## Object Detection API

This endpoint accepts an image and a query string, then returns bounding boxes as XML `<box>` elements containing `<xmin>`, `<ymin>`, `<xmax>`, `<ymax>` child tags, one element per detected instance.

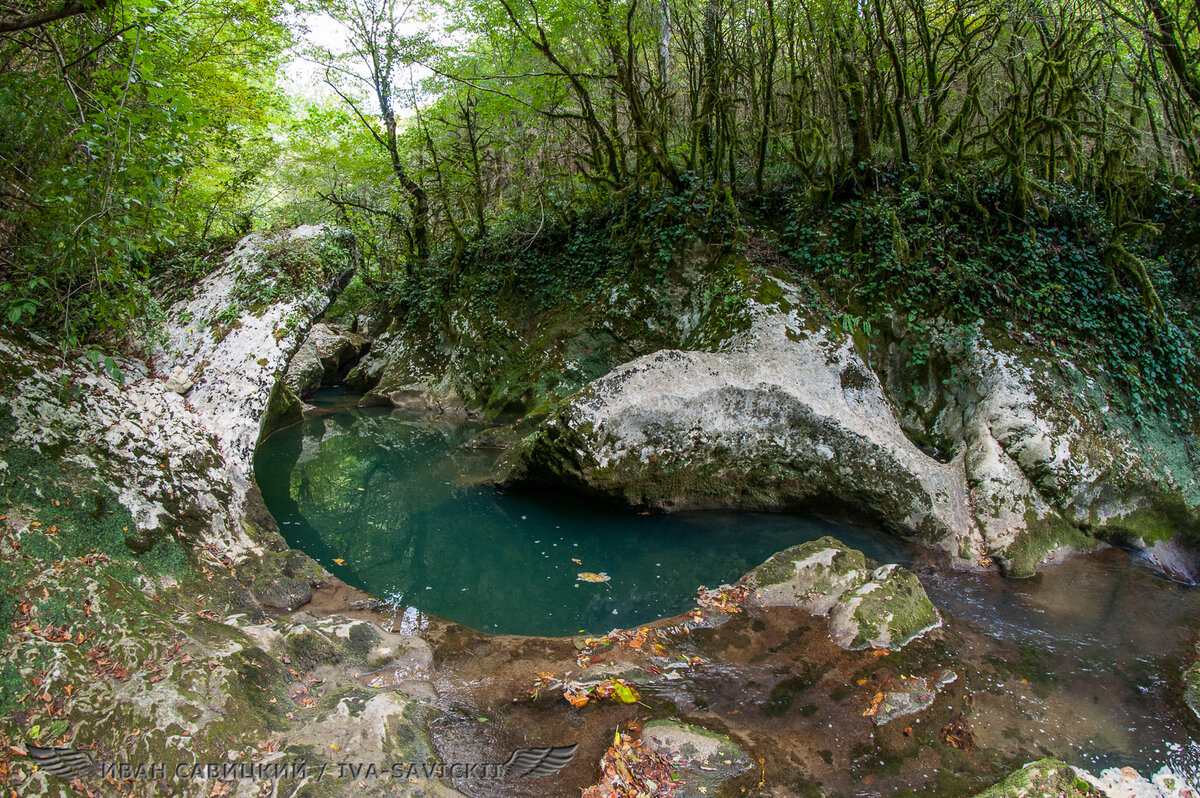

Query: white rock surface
<box><xmin>1075</xmin><ymin>764</ymin><xmax>1198</xmax><ymax>798</ymax></box>
<box><xmin>154</xmin><ymin>226</ymin><xmax>335</xmax><ymax>487</ymax></box>
<box><xmin>508</xmin><ymin>275</ymin><xmax>1198</xmax><ymax>574</ymax></box>
<box><xmin>0</xmin><ymin>227</ymin><xmax>343</xmax><ymax>562</ymax></box>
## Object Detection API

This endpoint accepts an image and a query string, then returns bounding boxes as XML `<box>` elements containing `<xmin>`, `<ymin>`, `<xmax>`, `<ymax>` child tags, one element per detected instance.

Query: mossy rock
<box><xmin>1184</xmin><ymin>660</ymin><xmax>1200</xmax><ymax>722</ymax></box>
<box><xmin>971</xmin><ymin>759</ymin><xmax>1100</xmax><ymax>797</ymax></box>
<box><xmin>741</xmin><ymin>536</ymin><xmax>871</xmax><ymax>613</ymax></box>
<box><xmin>741</xmin><ymin>537</ymin><xmax>940</xmax><ymax>651</ymax></box>
<box><xmin>827</xmin><ymin>564</ymin><xmax>942</xmax><ymax>650</ymax></box>
<box><xmin>999</xmin><ymin>512</ymin><xmax>1097</xmax><ymax>578</ymax></box>
<box><xmin>286</xmin><ymin>630</ymin><xmax>341</xmax><ymax>670</ymax></box>
<box><xmin>344</xmin><ymin>621</ymin><xmax>380</xmax><ymax>664</ymax></box>
<box><xmin>640</xmin><ymin>720</ymin><xmax>752</xmax><ymax>797</ymax></box>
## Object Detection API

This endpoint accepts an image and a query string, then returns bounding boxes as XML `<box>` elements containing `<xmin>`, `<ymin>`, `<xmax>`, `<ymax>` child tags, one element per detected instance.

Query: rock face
<box><xmin>0</xmin><ymin>228</ymin><xmax>349</xmax><ymax>566</ymax></box>
<box><xmin>499</xmin><ymin>275</ymin><xmax>1199</xmax><ymax>578</ymax></box>
<box><xmin>284</xmin><ymin>323</ymin><xmax>369</xmax><ymax>399</ymax></box>
<box><xmin>343</xmin><ymin>242</ymin><xmax>731</xmax><ymax>418</ymax></box>
<box><xmin>497</xmin><ymin>301</ymin><xmax>973</xmax><ymax>542</ymax></box>
<box><xmin>741</xmin><ymin>537</ymin><xmax>942</xmax><ymax>650</ymax></box>
<box><xmin>153</xmin><ymin>228</ymin><xmax>351</xmax><ymax>488</ymax></box>
<box><xmin>0</xmin><ymin>229</ymin><xmax>460</xmax><ymax>798</ymax></box>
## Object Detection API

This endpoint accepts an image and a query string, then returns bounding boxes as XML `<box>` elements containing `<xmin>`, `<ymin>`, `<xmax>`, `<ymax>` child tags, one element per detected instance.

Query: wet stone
<box><xmin>639</xmin><ymin>720</ymin><xmax>752</xmax><ymax>798</ymax></box>
<box><xmin>868</xmin><ymin>669</ymin><xmax>957</xmax><ymax>726</ymax></box>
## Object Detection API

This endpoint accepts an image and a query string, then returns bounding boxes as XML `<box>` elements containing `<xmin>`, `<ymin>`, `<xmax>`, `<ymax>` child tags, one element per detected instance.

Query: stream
<box><xmin>254</xmin><ymin>389</ymin><xmax>1200</xmax><ymax>789</ymax></box>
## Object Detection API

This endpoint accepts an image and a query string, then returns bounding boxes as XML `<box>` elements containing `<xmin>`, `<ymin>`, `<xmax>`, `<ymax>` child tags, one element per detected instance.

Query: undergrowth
<box><xmin>770</xmin><ymin>174</ymin><xmax>1199</xmax><ymax>421</ymax></box>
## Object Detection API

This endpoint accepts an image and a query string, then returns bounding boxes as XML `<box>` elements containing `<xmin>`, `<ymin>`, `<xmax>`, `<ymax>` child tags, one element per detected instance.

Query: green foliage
<box><xmin>0</xmin><ymin>0</ymin><xmax>292</xmax><ymax>348</ymax></box>
<box><xmin>777</xmin><ymin>177</ymin><xmax>1200</xmax><ymax>418</ymax></box>
<box><xmin>323</xmin><ymin>275</ymin><xmax>379</xmax><ymax>327</ymax></box>
<box><xmin>36</xmin><ymin>594</ymin><xmax>84</xmax><ymax>630</ymax></box>
<box><xmin>0</xmin><ymin>663</ymin><xmax>23</xmax><ymax>717</ymax></box>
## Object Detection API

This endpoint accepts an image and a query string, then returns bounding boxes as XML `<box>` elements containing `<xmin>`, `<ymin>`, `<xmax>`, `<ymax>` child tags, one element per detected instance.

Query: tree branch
<box><xmin>0</xmin><ymin>0</ymin><xmax>111</xmax><ymax>34</ymax></box>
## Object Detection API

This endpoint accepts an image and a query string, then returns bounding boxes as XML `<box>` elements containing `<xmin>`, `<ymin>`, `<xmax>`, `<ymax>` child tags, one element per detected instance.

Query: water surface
<box><xmin>254</xmin><ymin>389</ymin><xmax>910</xmax><ymax>636</ymax></box>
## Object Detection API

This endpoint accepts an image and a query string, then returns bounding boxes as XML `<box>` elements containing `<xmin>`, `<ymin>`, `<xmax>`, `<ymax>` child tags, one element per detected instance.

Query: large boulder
<box><xmin>499</xmin><ymin>274</ymin><xmax>1200</xmax><ymax>578</ymax></box>
<box><xmin>496</xmin><ymin>297</ymin><xmax>976</xmax><ymax>557</ymax></box>
<box><xmin>740</xmin><ymin>537</ymin><xmax>942</xmax><ymax>650</ymax></box>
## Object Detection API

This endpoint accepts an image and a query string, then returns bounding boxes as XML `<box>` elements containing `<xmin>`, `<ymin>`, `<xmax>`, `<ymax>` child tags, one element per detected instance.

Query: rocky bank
<box><xmin>0</xmin><ymin>228</ymin><xmax>453</xmax><ymax>798</ymax></box>
<box><xmin>485</xmin><ymin>271</ymin><xmax>1199</xmax><ymax>580</ymax></box>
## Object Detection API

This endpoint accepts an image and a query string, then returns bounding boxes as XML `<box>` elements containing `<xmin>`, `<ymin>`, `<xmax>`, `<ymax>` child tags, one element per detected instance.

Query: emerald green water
<box><xmin>253</xmin><ymin>389</ymin><xmax>912</xmax><ymax>636</ymax></box>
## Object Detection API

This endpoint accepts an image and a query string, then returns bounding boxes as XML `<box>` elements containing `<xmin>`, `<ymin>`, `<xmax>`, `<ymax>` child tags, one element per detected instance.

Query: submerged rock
<box><xmin>865</xmin><ymin>669</ymin><xmax>957</xmax><ymax>725</ymax></box>
<box><xmin>740</xmin><ymin>537</ymin><xmax>941</xmax><ymax>650</ymax></box>
<box><xmin>639</xmin><ymin>720</ymin><xmax>752</xmax><ymax>797</ymax></box>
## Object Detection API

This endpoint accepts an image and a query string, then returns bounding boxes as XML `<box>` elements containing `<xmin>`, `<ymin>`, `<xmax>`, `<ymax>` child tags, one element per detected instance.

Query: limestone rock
<box><xmin>740</xmin><ymin>536</ymin><xmax>871</xmax><ymax>614</ymax></box>
<box><xmin>284</xmin><ymin>322</ymin><xmax>369</xmax><ymax>399</ymax></box>
<box><xmin>866</xmin><ymin>669</ymin><xmax>956</xmax><ymax>725</ymax></box>
<box><xmin>971</xmin><ymin>759</ymin><xmax>1103</xmax><ymax>798</ymax></box>
<box><xmin>1075</xmin><ymin>765</ymin><xmax>1198</xmax><ymax>798</ymax></box>
<box><xmin>972</xmin><ymin>759</ymin><xmax>1196</xmax><ymax>798</ymax></box>
<box><xmin>827</xmin><ymin>563</ymin><xmax>942</xmax><ymax>650</ymax></box>
<box><xmin>163</xmin><ymin>366</ymin><xmax>194</xmax><ymax>394</ymax></box>
<box><xmin>741</xmin><ymin>537</ymin><xmax>941</xmax><ymax>650</ymax></box>
<box><xmin>498</xmin><ymin>295</ymin><xmax>975</xmax><ymax>553</ymax></box>
<box><xmin>499</xmin><ymin>274</ymin><xmax>1199</xmax><ymax>578</ymax></box>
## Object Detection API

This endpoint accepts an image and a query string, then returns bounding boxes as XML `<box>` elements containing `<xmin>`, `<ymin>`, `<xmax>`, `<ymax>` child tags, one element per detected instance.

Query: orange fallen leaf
<box><xmin>576</xmin><ymin>572</ymin><xmax>611</xmax><ymax>583</ymax></box>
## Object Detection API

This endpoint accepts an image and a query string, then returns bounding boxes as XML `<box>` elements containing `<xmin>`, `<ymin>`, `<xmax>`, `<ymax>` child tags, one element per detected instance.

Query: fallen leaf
<box><xmin>611</xmin><ymin>681</ymin><xmax>640</xmax><ymax>704</ymax></box>
<box><xmin>577</xmin><ymin>572</ymin><xmax>611</xmax><ymax>583</ymax></box>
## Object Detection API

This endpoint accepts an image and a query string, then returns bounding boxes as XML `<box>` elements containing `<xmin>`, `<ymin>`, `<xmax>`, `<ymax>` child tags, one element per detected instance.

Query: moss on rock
<box><xmin>971</xmin><ymin>759</ymin><xmax>1099</xmax><ymax>798</ymax></box>
<box><xmin>741</xmin><ymin>537</ymin><xmax>940</xmax><ymax>650</ymax></box>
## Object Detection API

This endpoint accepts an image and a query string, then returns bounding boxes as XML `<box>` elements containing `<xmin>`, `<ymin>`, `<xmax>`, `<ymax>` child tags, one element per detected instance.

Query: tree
<box><xmin>303</xmin><ymin>0</ymin><xmax>435</xmax><ymax>271</ymax></box>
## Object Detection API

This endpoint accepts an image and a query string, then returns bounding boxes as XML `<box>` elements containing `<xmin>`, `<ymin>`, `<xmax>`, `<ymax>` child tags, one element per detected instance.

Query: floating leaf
<box><xmin>333</xmin><ymin>558</ymin><xmax>345</xmax><ymax>566</ymax></box>
<box><xmin>577</xmin><ymin>572</ymin><xmax>610</xmax><ymax>583</ymax></box>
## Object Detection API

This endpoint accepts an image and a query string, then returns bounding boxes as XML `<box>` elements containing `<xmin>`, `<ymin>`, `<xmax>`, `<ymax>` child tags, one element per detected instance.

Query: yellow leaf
<box><xmin>333</xmin><ymin>558</ymin><xmax>345</xmax><ymax>565</ymax></box>
<box><xmin>576</xmin><ymin>572</ymin><xmax>611</xmax><ymax>583</ymax></box>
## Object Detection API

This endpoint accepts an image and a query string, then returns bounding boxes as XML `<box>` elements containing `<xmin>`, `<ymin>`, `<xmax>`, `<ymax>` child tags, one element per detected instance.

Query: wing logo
<box><xmin>501</xmin><ymin>743</ymin><xmax>578</xmax><ymax>778</ymax></box>
<box><xmin>26</xmin><ymin>745</ymin><xmax>98</xmax><ymax>779</ymax></box>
